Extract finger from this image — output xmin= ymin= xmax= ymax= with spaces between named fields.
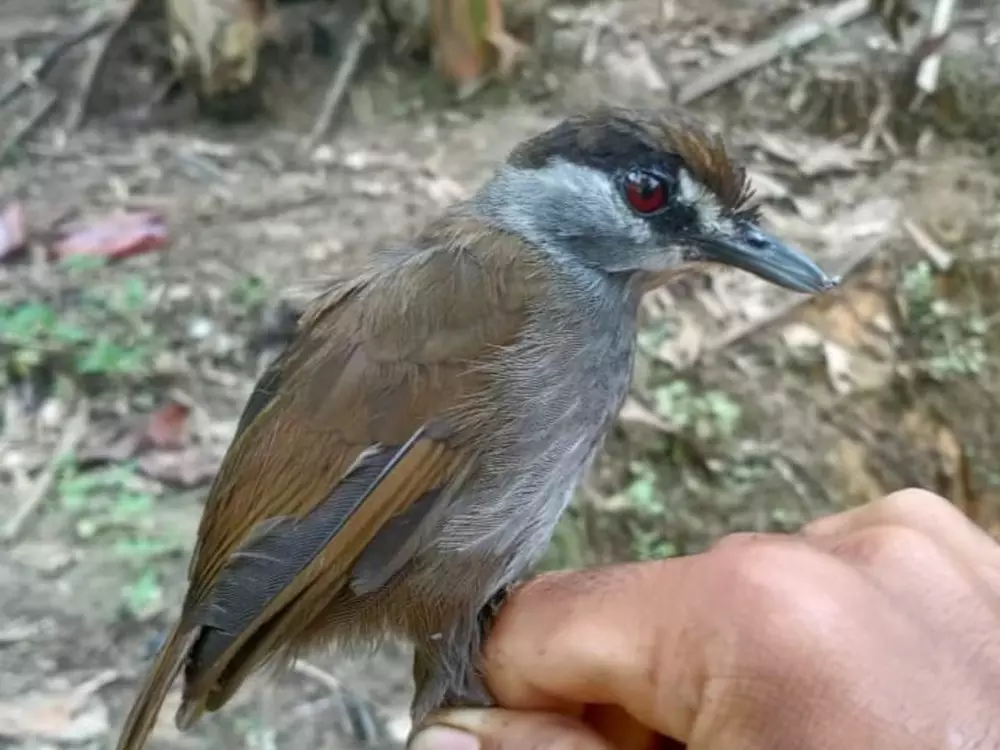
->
xmin=480 ymin=559 xmax=707 ymax=739
xmin=802 ymin=488 xmax=1000 ymax=597
xmin=480 ymin=542 xmax=889 ymax=746
xmin=810 ymin=524 xmax=1000 ymax=653
xmin=410 ymin=709 xmax=618 ymax=750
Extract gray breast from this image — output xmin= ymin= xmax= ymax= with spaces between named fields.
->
xmin=430 ymin=268 xmax=638 ymax=584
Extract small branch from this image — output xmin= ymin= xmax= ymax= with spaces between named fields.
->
xmin=291 ymin=661 xmax=386 ymax=744
xmin=1 ymin=400 xmax=89 ymax=543
xmin=67 ymin=0 xmax=146 ymax=131
xmin=0 ymin=13 xmax=109 ymax=110
xmin=0 ymin=90 xmax=57 ymax=161
xmin=677 ymin=0 xmax=872 ymax=105
xmin=902 ymin=217 xmax=954 ymax=271
xmin=302 ymin=0 xmax=379 ymax=151
xmin=914 ymin=0 xmax=957 ymax=96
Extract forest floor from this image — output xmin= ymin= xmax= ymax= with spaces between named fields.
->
xmin=2 ymin=0 xmax=999 ymax=748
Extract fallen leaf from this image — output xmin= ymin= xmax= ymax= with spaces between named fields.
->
xmin=137 ymin=447 xmax=221 ymax=488
xmin=76 ymin=424 xmax=144 ymax=466
xmin=653 ymin=313 xmax=703 ymax=370
xmin=618 ymin=396 xmax=678 ymax=434
xmin=11 ymin=542 xmax=78 ymax=575
xmin=53 ymin=211 xmax=168 ymax=261
xmin=77 ymin=399 xmax=192 ymax=466
xmin=822 ymin=340 xmax=894 ymax=395
xmin=832 ymin=437 xmax=887 ymax=505
xmin=143 ymin=400 xmax=191 ymax=449
xmin=0 ymin=201 xmax=27 ymax=261
xmin=745 ymin=169 xmax=789 ymax=202
xmin=755 ymin=133 xmax=880 ymax=177
xmin=902 ymin=217 xmax=954 ymax=271
xmin=0 ymin=671 xmax=116 ymax=743
xmin=781 ymin=323 xmax=823 ymax=351
xmin=603 ymin=40 xmax=668 ymax=93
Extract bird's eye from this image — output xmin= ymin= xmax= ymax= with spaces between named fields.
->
xmin=622 ymin=170 xmax=668 ymax=215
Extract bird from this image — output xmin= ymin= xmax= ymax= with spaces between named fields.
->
xmin=115 ymin=105 xmax=837 ymax=750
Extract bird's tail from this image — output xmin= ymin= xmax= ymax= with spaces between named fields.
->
xmin=116 ymin=623 xmax=198 ymax=750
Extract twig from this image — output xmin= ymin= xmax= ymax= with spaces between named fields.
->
xmin=291 ymin=661 xmax=386 ymax=744
xmin=303 ymin=0 xmax=379 ymax=151
xmin=67 ymin=0 xmax=146 ymax=131
xmin=0 ymin=89 xmax=57 ymax=161
xmin=771 ymin=455 xmax=822 ymax=518
xmin=902 ymin=217 xmax=954 ymax=271
xmin=0 ymin=13 xmax=109 ymax=110
xmin=1 ymin=399 xmax=89 ymax=543
xmin=677 ymin=0 xmax=872 ymax=105
xmin=292 ymin=660 xmax=345 ymax=692
xmin=914 ymin=0 xmax=957 ymax=96
xmin=702 ymin=242 xmax=882 ymax=356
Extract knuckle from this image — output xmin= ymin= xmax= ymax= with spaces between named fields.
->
xmin=705 ymin=531 xmax=774 ymax=555
xmin=700 ymin=541 xmax=862 ymax=671
xmin=869 ymin=487 xmax=955 ymax=523
xmin=830 ymin=524 xmax=941 ymax=572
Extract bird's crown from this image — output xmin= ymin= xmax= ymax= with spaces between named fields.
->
xmin=506 ymin=106 xmax=757 ymax=221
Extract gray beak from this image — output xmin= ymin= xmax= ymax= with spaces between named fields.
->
xmin=696 ymin=223 xmax=839 ymax=294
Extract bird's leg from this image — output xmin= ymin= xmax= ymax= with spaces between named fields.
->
xmin=409 ymin=585 xmax=514 ymax=728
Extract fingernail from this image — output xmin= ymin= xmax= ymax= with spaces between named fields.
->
xmin=409 ymin=725 xmax=480 ymax=750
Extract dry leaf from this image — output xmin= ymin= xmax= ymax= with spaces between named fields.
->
xmin=822 ymin=340 xmax=854 ymax=395
xmin=143 ymin=401 xmax=192 ymax=449
xmin=0 ymin=671 xmax=116 ymax=743
xmin=781 ymin=323 xmax=823 ymax=352
xmin=137 ymin=447 xmax=221 ymax=487
xmin=653 ymin=313 xmax=703 ymax=370
xmin=602 ymin=41 xmax=667 ymax=93
xmin=755 ymin=133 xmax=880 ymax=177
xmin=53 ymin=211 xmax=168 ymax=261
xmin=902 ymin=217 xmax=954 ymax=271
xmin=745 ymin=169 xmax=789 ymax=202
xmin=0 ymin=201 xmax=27 ymax=261
xmin=822 ymin=340 xmax=894 ymax=395
xmin=618 ymin=396 xmax=678 ymax=434
xmin=832 ymin=437 xmax=887 ymax=505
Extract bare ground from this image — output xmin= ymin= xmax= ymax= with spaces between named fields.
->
xmin=2 ymin=0 xmax=1000 ymax=748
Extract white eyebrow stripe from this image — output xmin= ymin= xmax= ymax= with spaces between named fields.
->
xmin=677 ymin=168 xmax=735 ymax=236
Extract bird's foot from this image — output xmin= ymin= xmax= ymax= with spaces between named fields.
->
xmin=477 ymin=584 xmax=512 ymax=641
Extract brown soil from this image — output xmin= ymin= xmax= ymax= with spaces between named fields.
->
xmin=2 ymin=0 xmax=999 ymax=748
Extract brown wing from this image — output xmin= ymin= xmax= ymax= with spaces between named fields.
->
xmin=172 ymin=220 xmax=541 ymax=723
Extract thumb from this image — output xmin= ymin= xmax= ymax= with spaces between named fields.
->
xmin=408 ymin=708 xmax=617 ymax=750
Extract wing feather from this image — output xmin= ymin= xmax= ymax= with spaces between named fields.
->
xmin=170 ymin=220 xmax=544 ymax=724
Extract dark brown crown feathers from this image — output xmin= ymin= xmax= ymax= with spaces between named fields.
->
xmin=507 ymin=106 xmax=756 ymax=217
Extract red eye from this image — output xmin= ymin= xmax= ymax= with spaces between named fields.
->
xmin=623 ymin=170 xmax=668 ymax=214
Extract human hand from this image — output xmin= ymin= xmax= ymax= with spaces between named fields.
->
xmin=409 ymin=488 xmax=1000 ymax=750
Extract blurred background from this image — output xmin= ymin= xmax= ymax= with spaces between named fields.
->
xmin=1 ymin=0 xmax=998 ymax=747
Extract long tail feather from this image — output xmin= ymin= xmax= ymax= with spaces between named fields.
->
xmin=115 ymin=623 xmax=198 ymax=750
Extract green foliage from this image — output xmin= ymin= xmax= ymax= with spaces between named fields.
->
xmin=0 ymin=257 xmax=159 ymax=386
xmin=653 ymin=380 xmax=743 ymax=442
xmin=228 ymin=274 xmax=269 ymax=311
xmin=902 ymin=261 xmax=988 ymax=380
xmin=56 ymin=461 xmax=184 ymax=618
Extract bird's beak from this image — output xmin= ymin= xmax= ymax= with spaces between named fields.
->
xmin=695 ymin=223 xmax=839 ymax=294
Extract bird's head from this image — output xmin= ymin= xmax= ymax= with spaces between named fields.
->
xmin=473 ymin=106 xmax=837 ymax=294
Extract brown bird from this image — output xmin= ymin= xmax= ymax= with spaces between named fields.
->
xmin=115 ymin=105 xmax=837 ymax=750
